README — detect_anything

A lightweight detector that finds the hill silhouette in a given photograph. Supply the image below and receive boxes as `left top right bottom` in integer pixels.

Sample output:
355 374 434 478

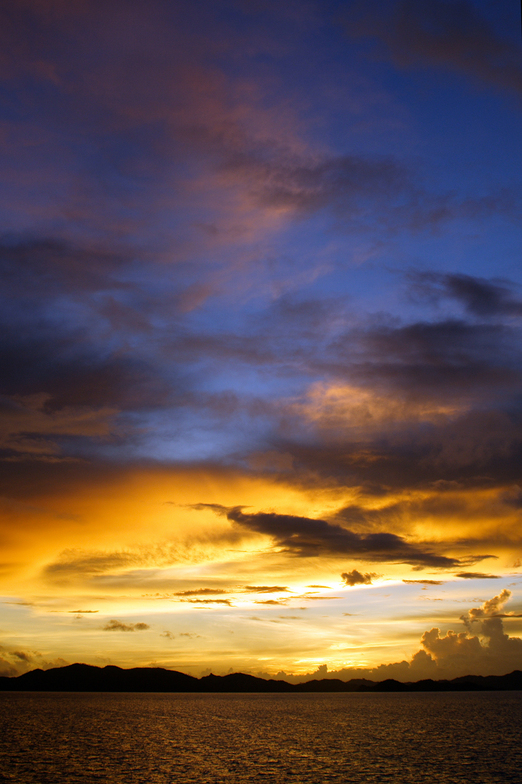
1 664 521 692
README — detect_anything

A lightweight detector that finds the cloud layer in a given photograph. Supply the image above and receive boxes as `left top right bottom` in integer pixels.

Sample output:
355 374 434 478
1 0 521 678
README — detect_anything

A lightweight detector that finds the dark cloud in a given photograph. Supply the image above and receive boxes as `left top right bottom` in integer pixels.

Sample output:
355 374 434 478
102 620 150 632
349 319 521 396
172 588 228 596
254 599 288 605
344 0 522 95
0 236 125 297
278 419 522 493
2 190 522 482
0 0 489 251
456 572 500 580
409 272 522 318
0 657 19 678
243 585 290 593
68 609 98 613
221 138 520 230
261 274 522 494
0 237 176 416
307 584 331 589
181 599 232 606
203 504 461 568
341 569 378 586
403 579 444 585
12 650 32 662
238 151 409 218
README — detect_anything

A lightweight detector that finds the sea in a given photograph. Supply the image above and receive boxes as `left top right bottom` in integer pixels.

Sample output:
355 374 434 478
1 691 521 783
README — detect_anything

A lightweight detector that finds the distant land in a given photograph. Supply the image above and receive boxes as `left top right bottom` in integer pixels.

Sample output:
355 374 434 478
1 664 522 692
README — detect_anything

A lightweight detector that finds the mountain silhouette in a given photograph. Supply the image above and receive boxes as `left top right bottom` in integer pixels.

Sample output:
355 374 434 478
1 664 521 692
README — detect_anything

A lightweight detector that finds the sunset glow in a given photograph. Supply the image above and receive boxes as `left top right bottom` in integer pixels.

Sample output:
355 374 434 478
1 0 522 683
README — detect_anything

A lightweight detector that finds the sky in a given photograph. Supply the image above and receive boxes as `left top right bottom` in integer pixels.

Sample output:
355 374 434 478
1 0 522 682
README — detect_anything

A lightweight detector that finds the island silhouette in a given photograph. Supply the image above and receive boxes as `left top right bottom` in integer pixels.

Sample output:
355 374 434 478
1 664 521 692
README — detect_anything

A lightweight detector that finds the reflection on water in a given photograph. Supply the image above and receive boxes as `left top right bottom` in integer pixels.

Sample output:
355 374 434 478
1 691 521 783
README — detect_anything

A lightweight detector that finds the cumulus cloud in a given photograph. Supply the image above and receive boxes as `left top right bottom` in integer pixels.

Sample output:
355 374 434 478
276 591 522 683
400 590 522 677
464 589 512 623
102 620 150 632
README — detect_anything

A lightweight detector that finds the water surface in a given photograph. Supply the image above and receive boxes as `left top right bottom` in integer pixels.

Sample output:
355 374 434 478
1 691 521 783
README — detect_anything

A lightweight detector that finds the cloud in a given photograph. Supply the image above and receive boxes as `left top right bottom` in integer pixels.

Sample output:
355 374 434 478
0 645 70 676
414 591 522 678
341 569 379 586
403 579 444 585
243 585 290 593
68 609 98 613
277 591 522 683
202 504 463 568
0 1 520 684
12 650 32 662
408 271 522 319
344 0 522 95
172 588 228 596
456 572 500 580
465 589 512 622
0 656 18 678
2 0 480 255
0 393 118 459
102 620 150 632
264 274 522 496
171 585 290 596
307 584 331 589
254 599 288 606
181 599 232 606
44 551 140 580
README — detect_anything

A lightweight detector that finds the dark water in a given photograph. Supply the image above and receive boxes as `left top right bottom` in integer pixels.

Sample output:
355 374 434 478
1 691 521 783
